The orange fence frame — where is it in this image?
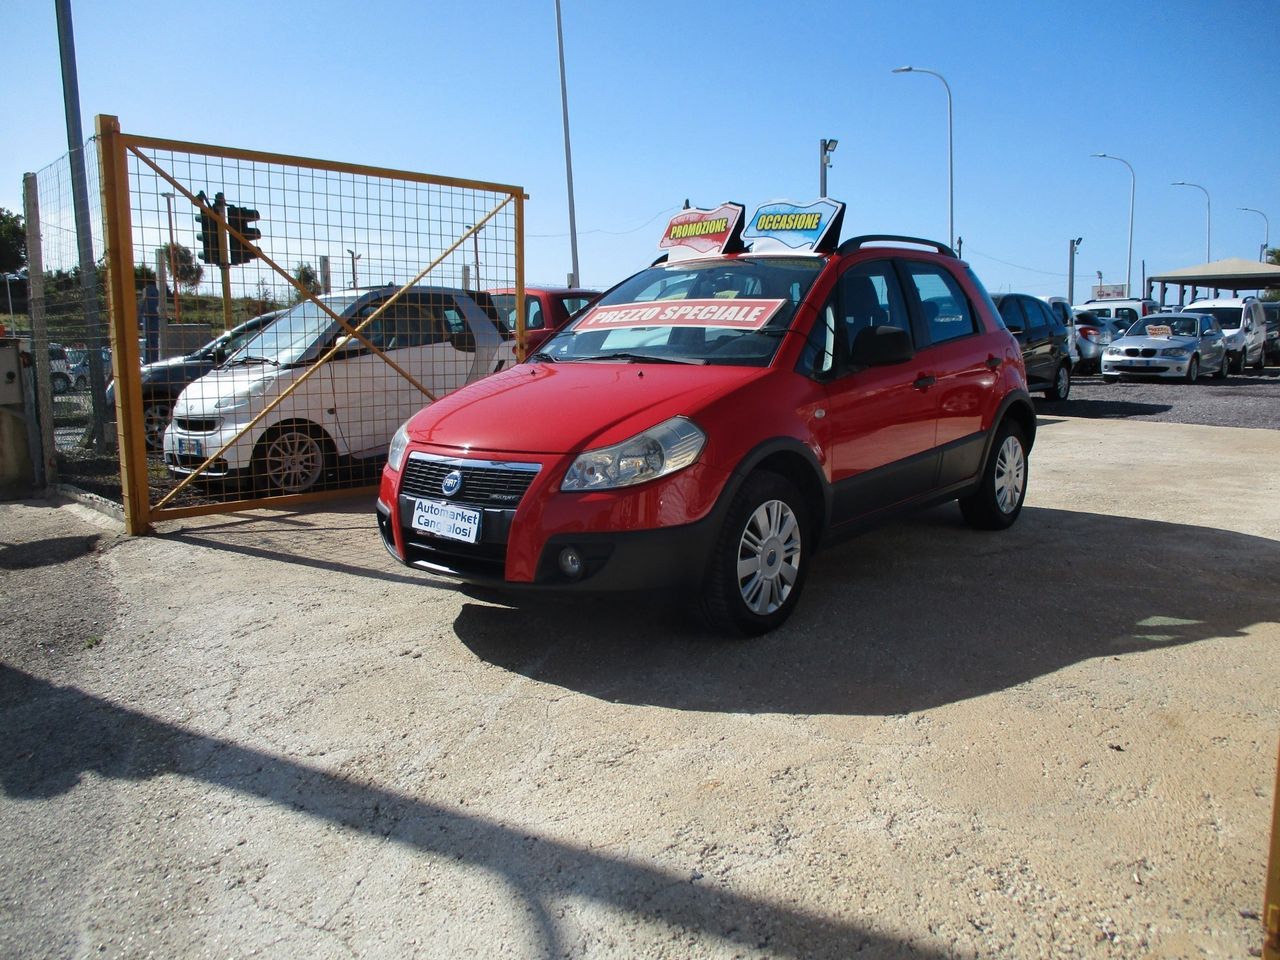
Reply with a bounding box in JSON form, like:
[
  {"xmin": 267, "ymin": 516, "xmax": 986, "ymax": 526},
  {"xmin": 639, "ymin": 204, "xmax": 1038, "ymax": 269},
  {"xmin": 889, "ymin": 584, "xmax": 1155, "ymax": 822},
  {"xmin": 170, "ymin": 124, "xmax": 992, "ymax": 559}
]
[{"xmin": 95, "ymin": 114, "xmax": 527, "ymax": 534}]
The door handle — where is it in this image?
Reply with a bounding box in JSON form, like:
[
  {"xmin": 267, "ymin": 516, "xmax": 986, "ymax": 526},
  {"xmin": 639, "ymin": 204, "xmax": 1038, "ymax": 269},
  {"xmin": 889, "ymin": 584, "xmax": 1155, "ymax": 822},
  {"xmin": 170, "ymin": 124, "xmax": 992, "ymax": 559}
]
[
  {"xmin": 985, "ymin": 356, "xmax": 1002, "ymax": 370},
  {"xmin": 913, "ymin": 375, "xmax": 936, "ymax": 391}
]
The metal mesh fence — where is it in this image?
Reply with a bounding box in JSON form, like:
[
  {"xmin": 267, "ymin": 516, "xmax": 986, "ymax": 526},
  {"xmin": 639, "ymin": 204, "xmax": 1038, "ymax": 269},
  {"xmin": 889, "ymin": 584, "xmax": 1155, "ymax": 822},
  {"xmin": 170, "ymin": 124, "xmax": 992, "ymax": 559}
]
[
  {"xmin": 23, "ymin": 141, "xmax": 117, "ymax": 498},
  {"xmin": 25, "ymin": 119, "xmax": 524, "ymax": 529}
]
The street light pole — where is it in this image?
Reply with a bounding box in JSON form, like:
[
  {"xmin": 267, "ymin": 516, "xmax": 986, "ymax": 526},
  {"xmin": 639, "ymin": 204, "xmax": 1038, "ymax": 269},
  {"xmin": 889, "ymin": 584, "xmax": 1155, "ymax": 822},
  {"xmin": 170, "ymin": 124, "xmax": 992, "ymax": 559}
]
[
  {"xmin": 1238, "ymin": 207, "xmax": 1270, "ymax": 262},
  {"xmin": 1172, "ymin": 181, "xmax": 1211, "ymax": 262},
  {"xmin": 160, "ymin": 191, "xmax": 182, "ymax": 321},
  {"xmin": 554, "ymin": 0, "xmax": 580, "ymax": 288},
  {"xmin": 1090, "ymin": 153, "xmax": 1135, "ymax": 297},
  {"xmin": 893, "ymin": 66, "xmax": 953, "ymax": 249},
  {"xmin": 819, "ymin": 138, "xmax": 838, "ymax": 198},
  {"xmin": 346, "ymin": 248, "xmax": 362, "ymax": 289}
]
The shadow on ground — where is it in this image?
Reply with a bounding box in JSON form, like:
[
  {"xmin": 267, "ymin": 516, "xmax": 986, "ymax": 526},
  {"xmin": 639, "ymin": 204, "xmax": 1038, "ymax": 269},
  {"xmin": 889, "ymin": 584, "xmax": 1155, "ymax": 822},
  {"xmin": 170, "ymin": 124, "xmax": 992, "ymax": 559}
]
[
  {"xmin": 452, "ymin": 506, "xmax": 1279, "ymax": 715},
  {"xmin": 0, "ymin": 665, "xmax": 942, "ymax": 960},
  {"xmin": 1038, "ymin": 398, "xmax": 1172, "ymax": 419}
]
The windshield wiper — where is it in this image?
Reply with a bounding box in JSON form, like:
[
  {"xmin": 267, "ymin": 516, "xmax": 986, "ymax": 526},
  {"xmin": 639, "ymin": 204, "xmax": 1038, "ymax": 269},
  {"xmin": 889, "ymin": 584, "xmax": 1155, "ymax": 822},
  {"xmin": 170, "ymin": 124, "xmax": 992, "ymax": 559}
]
[
  {"xmin": 230, "ymin": 355, "xmax": 279, "ymax": 366},
  {"xmin": 590, "ymin": 352, "xmax": 706, "ymax": 365},
  {"xmin": 529, "ymin": 350, "xmax": 559, "ymax": 363}
]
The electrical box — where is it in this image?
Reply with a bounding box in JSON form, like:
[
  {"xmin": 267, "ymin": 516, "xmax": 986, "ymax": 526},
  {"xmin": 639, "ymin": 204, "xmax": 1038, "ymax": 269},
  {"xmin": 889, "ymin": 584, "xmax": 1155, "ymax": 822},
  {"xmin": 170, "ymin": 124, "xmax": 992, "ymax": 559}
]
[{"xmin": 0, "ymin": 339, "xmax": 22, "ymax": 406}]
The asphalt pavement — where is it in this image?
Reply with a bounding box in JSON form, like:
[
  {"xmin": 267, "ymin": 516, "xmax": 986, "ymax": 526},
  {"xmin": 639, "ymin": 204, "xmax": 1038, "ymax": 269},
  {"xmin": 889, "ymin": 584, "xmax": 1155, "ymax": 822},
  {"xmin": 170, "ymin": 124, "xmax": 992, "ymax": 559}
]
[{"xmin": 1048, "ymin": 367, "xmax": 1280, "ymax": 430}]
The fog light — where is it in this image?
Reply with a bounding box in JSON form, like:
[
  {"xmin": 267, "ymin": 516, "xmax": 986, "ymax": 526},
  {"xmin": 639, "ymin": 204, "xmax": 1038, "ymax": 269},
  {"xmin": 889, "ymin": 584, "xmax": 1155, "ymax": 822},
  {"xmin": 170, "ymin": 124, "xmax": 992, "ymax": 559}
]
[{"xmin": 558, "ymin": 547, "xmax": 583, "ymax": 579}]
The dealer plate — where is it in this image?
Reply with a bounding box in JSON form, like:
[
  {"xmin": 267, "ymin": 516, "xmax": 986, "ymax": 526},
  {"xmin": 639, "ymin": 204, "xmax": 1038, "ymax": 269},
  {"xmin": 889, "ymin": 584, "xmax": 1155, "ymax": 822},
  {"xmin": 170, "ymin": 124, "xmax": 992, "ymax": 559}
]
[
  {"xmin": 411, "ymin": 498, "xmax": 481, "ymax": 544},
  {"xmin": 177, "ymin": 437, "xmax": 204, "ymax": 457}
]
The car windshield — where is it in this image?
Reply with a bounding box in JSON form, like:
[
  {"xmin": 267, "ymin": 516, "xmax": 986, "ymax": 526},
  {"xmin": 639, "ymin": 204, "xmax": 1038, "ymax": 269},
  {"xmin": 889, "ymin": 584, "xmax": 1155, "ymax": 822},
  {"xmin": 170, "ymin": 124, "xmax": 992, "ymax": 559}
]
[
  {"xmin": 1193, "ymin": 306, "xmax": 1242, "ymax": 329},
  {"xmin": 1127, "ymin": 317, "xmax": 1199, "ymax": 337},
  {"xmin": 539, "ymin": 257, "xmax": 824, "ymax": 366},
  {"xmin": 227, "ymin": 296, "xmax": 359, "ymax": 366}
]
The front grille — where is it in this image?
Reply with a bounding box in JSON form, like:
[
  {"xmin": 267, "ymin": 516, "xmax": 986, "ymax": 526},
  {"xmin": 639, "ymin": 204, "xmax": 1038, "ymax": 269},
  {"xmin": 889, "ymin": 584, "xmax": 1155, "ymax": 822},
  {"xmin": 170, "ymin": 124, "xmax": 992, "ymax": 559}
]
[
  {"xmin": 401, "ymin": 456, "xmax": 539, "ymax": 507},
  {"xmin": 1123, "ymin": 348, "xmax": 1157, "ymax": 358},
  {"xmin": 174, "ymin": 416, "xmax": 221, "ymax": 432}
]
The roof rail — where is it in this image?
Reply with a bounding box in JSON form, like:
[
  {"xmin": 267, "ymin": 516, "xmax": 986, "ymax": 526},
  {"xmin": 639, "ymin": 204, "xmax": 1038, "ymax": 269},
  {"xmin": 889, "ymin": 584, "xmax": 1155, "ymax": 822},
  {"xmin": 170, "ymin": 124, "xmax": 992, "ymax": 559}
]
[{"xmin": 837, "ymin": 234, "xmax": 956, "ymax": 258}]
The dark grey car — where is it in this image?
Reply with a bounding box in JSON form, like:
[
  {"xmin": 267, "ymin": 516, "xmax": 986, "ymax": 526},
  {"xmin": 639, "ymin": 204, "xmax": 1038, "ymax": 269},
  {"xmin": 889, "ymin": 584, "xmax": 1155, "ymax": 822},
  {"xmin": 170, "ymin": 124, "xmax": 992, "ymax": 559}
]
[{"xmin": 993, "ymin": 293, "xmax": 1072, "ymax": 400}]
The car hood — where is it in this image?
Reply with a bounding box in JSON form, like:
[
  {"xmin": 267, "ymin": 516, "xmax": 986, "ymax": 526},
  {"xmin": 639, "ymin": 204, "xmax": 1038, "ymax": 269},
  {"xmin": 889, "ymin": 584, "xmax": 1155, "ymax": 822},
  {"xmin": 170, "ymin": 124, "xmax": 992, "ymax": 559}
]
[
  {"xmin": 407, "ymin": 361, "xmax": 769, "ymax": 455},
  {"xmin": 1113, "ymin": 334, "xmax": 1198, "ymax": 349},
  {"xmin": 174, "ymin": 363, "xmax": 279, "ymax": 416}
]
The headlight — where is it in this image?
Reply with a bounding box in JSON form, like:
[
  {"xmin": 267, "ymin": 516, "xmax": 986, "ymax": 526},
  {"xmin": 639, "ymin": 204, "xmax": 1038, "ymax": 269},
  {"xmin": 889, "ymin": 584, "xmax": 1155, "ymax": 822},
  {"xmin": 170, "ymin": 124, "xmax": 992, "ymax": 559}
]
[
  {"xmin": 214, "ymin": 379, "xmax": 271, "ymax": 410},
  {"xmin": 1104, "ymin": 347, "xmax": 1122, "ymax": 357},
  {"xmin": 388, "ymin": 422, "xmax": 411, "ymax": 472},
  {"xmin": 562, "ymin": 417, "xmax": 705, "ymax": 492},
  {"xmin": 1161, "ymin": 347, "xmax": 1189, "ymax": 358}
]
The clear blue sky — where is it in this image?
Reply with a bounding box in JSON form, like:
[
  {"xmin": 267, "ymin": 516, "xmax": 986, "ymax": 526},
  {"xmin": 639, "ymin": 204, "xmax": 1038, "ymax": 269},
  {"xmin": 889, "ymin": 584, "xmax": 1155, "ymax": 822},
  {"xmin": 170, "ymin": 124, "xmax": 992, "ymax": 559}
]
[{"xmin": 5, "ymin": 0, "xmax": 1278, "ymax": 299}]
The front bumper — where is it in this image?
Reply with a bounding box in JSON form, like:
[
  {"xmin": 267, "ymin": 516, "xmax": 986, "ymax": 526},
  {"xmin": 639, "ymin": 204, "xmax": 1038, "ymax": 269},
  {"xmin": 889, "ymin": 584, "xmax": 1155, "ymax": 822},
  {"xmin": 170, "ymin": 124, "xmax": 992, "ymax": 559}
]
[
  {"xmin": 377, "ymin": 449, "xmax": 731, "ymax": 592},
  {"xmin": 162, "ymin": 414, "xmax": 259, "ymax": 477},
  {"xmin": 1099, "ymin": 354, "xmax": 1190, "ymax": 378}
]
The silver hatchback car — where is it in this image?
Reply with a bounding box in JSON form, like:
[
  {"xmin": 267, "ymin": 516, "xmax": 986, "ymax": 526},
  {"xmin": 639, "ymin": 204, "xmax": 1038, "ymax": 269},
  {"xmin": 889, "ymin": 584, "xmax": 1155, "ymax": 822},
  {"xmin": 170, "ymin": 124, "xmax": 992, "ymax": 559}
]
[{"xmin": 1100, "ymin": 313, "xmax": 1228, "ymax": 382}]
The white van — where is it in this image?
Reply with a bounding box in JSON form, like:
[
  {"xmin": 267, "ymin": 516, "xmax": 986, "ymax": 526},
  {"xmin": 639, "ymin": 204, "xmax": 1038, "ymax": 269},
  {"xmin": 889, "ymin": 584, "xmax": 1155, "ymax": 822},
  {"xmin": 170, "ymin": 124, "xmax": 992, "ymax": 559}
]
[
  {"xmin": 1184, "ymin": 297, "xmax": 1266, "ymax": 372},
  {"xmin": 164, "ymin": 286, "xmax": 505, "ymax": 493}
]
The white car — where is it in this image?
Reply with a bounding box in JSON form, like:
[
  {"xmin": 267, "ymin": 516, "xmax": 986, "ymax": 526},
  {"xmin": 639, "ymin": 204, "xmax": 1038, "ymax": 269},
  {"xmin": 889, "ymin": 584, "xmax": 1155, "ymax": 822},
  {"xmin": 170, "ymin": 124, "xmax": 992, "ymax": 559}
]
[
  {"xmin": 1184, "ymin": 296, "xmax": 1267, "ymax": 373},
  {"xmin": 1100, "ymin": 313, "xmax": 1228, "ymax": 382},
  {"xmin": 164, "ymin": 286, "xmax": 505, "ymax": 493}
]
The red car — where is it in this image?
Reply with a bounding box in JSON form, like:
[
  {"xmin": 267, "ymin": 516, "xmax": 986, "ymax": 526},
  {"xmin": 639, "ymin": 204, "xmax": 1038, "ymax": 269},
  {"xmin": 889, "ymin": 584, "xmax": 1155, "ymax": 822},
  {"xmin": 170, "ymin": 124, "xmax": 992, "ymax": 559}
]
[
  {"xmin": 487, "ymin": 286, "xmax": 599, "ymax": 355},
  {"xmin": 378, "ymin": 201, "xmax": 1035, "ymax": 635}
]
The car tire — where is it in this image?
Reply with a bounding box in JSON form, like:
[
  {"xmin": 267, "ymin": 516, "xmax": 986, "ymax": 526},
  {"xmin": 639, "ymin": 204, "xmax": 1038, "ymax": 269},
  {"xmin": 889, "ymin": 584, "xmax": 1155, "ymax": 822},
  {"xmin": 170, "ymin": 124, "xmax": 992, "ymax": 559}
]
[
  {"xmin": 1231, "ymin": 350, "xmax": 1245, "ymax": 374},
  {"xmin": 142, "ymin": 399, "xmax": 173, "ymax": 451},
  {"xmin": 1184, "ymin": 355, "xmax": 1199, "ymax": 383},
  {"xmin": 252, "ymin": 423, "xmax": 331, "ymax": 495},
  {"xmin": 1254, "ymin": 348, "xmax": 1265, "ymax": 371},
  {"xmin": 50, "ymin": 372, "xmax": 71, "ymax": 395},
  {"xmin": 698, "ymin": 472, "xmax": 810, "ymax": 637},
  {"xmin": 1214, "ymin": 354, "xmax": 1228, "ymax": 380},
  {"xmin": 1043, "ymin": 363, "xmax": 1070, "ymax": 401},
  {"xmin": 959, "ymin": 420, "xmax": 1028, "ymax": 531}
]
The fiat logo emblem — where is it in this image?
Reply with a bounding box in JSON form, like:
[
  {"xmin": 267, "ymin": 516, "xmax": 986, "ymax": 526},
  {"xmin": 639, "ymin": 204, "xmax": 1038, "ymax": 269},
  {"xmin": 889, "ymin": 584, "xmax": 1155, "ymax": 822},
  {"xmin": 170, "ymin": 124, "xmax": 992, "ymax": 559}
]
[{"xmin": 441, "ymin": 470, "xmax": 463, "ymax": 497}]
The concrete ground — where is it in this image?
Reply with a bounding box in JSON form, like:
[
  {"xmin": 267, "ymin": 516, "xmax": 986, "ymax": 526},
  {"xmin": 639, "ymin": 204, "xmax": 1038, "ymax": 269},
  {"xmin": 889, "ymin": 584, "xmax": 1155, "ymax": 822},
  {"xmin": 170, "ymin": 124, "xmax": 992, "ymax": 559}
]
[{"xmin": 1, "ymin": 415, "xmax": 1278, "ymax": 959}]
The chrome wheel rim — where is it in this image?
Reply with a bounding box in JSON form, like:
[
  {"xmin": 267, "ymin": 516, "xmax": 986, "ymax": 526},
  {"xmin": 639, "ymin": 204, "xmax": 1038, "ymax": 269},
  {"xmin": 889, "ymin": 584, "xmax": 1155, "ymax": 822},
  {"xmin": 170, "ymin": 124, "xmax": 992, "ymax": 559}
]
[
  {"xmin": 737, "ymin": 499, "xmax": 802, "ymax": 616},
  {"xmin": 264, "ymin": 431, "xmax": 324, "ymax": 493},
  {"xmin": 1055, "ymin": 366, "xmax": 1068, "ymax": 398},
  {"xmin": 993, "ymin": 436, "xmax": 1025, "ymax": 514}
]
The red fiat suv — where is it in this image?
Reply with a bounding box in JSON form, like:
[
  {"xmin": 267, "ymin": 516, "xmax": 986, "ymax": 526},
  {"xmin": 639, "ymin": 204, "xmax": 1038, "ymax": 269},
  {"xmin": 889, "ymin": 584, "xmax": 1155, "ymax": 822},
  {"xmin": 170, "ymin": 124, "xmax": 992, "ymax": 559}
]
[{"xmin": 377, "ymin": 208, "xmax": 1034, "ymax": 635}]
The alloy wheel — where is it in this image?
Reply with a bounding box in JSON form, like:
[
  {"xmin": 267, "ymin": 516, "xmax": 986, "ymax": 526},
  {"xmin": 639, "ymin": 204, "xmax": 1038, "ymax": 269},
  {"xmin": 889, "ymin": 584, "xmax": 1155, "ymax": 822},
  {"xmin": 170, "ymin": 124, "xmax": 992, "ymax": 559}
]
[{"xmin": 262, "ymin": 430, "xmax": 325, "ymax": 493}]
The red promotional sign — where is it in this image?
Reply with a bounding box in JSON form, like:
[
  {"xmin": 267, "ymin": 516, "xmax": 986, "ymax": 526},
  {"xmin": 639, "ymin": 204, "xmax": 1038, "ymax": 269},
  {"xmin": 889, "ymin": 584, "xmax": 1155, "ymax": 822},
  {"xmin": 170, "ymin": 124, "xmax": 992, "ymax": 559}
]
[
  {"xmin": 576, "ymin": 298, "xmax": 785, "ymax": 332},
  {"xmin": 658, "ymin": 203, "xmax": 745, "ymax": 261}
]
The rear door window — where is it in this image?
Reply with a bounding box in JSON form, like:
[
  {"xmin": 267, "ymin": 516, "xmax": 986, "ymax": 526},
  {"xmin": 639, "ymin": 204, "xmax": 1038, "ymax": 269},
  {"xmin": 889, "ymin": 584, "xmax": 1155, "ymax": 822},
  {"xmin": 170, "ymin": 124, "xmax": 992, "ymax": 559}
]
[{"xmin": 901, "ymin": 262, "xmax": 978, "ymax": 346}]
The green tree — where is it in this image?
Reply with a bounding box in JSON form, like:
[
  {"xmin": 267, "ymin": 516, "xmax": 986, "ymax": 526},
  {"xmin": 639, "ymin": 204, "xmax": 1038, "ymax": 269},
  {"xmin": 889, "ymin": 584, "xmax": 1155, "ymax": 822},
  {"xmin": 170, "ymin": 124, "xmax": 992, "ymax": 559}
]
[
  {"xmin": 0, "ymin": 208, "xmax": 25, "ymax": 274},
  {"xmin": 163, "ymin": 242, "xmax": 204, "ymax": 292},
  {"xmin": 293, "ymin": 262, "xmax": 321, "ymax": 301}
]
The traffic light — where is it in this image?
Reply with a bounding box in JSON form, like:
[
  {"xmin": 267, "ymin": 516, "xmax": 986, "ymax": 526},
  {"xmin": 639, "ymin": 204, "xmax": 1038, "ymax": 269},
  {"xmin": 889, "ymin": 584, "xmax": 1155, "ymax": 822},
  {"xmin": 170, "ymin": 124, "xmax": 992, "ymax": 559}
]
[
  {"xmin": 227, "ymin": 205, "xmax": 262, "ymax": 265},
  {"xmin": 194, "ymin": 191, "xmax": 224, "ymax": 266}
]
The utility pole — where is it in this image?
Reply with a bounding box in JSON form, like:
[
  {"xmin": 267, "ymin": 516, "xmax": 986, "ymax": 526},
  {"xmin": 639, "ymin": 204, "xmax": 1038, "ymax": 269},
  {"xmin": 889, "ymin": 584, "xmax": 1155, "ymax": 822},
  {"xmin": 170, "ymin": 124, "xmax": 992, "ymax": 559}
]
[
  {"xmin": 1068, "ymin": 237, "xmax": 1082, "ymax": 304},
  {"xmin": 54, "ymin": 0, "xmax": 108, "ymax": 449}
]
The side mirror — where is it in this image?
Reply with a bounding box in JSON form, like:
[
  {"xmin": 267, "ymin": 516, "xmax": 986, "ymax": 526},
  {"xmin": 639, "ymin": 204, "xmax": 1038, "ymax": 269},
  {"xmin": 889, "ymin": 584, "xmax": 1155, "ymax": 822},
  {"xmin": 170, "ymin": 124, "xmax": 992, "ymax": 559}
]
[
  {"xmin": 212, "ymin": 346, "xmax": 228, "ymax": 364},
  {"xmin": 851, "ymin": 325, "xmax": 914, "ymax": 367}
]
